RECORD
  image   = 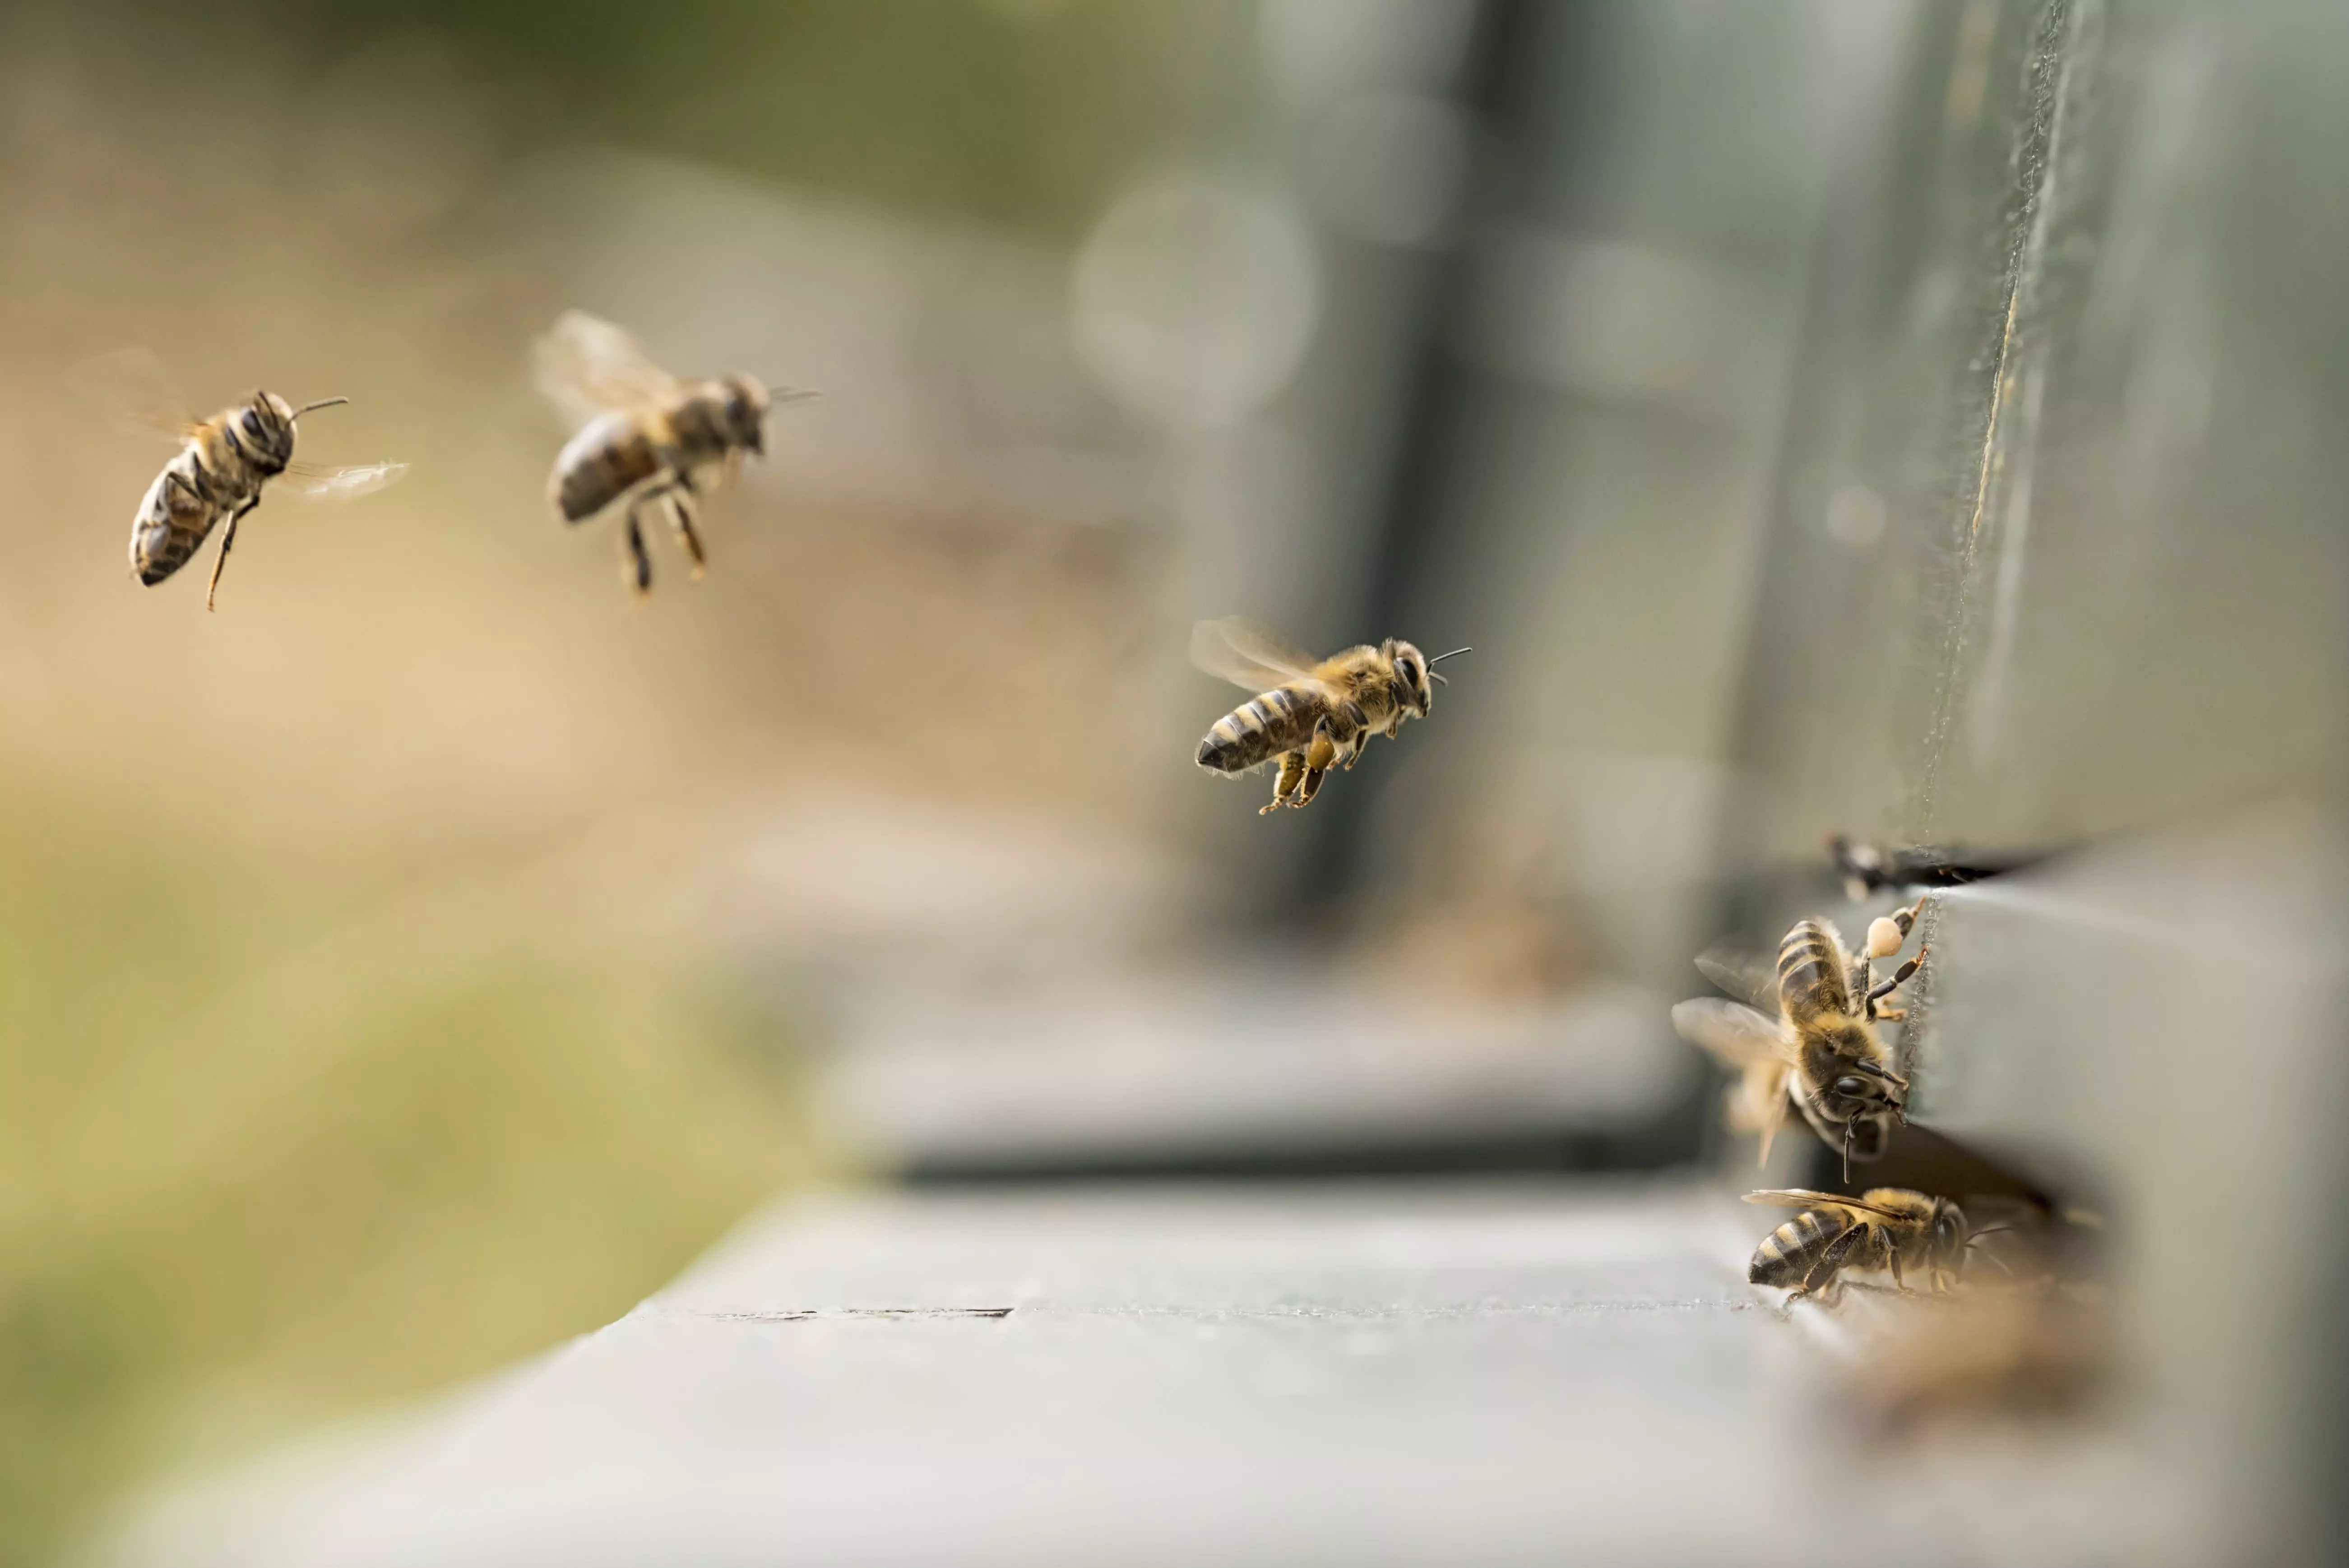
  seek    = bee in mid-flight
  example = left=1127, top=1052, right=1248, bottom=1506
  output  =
left=1671, top=898, right=1927, bottom=1178
left=535, top=310, right=810, bottom=599
left=1190, top=618, right=1469, bottom=813
left=1744, top=1187, right=1968, bottom=1303
left=74, top=349, right=405, bottom=611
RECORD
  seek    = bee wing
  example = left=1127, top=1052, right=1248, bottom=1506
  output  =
left=1725, top=1059, right=1793, bottom=1166
left=67, top=347, right=201, bottom=444
left=1669, top=998, right=1789, bottom=1068
left=1189, top=617, right=1321, bottom=691
left=1695, top=945, right=1779, bottom=1010
left=282, top=460, right=410, bottom=500
left=533, top=310, right=682, bottom=427
left=1743, top=1189, right=1910, bottom=1221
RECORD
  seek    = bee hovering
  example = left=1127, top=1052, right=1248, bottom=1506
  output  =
left=534, top=310, right=811, bottom=600
left=1670, top=899, right=1928, bottom=1179
left=1742, top=1187, right=1969, bottom=1304
left=1189, top=617, right=1469, bottom=814
left=73, top=349, right=406, bottom=611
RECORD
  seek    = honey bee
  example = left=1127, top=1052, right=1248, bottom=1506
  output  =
left=1743, top=1187, right=1968, bottom=1303
left=73, top=349, right=406, bottom=611
left=1671, top=898, right=1928, bottom=1178
left=1189, top=618, right=1469, bottom=813
left=534, top=310, right=811, bottom=599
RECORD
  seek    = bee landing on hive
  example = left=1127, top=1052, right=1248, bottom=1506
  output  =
left=534, top=310, right=813, bottom=601
left=73, top=349, right=407, bottom=611
left=1672, top=899, right=1928, bottom=1179
left=1743, top=1187, right=1969, bottom=1305
left=1189, top=617, right=1469, bottom=814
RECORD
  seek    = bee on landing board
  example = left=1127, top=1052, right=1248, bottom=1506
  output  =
left=1189, top=618, right=1469, bottom=814
left=72, top=349, right=406, bottom=611
left=534, top=310, right=811, bottom=600
left=1671, top=899, right=1928, bottom=1179
left=1743, top=1187, right=1968, bottom=1304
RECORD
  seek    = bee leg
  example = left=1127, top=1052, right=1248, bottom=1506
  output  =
left=1798, top=1224, right=1868, bottom=1303
left=1288, top=721, right=1344, bottom=808
left=1865, top=944, right=1928, bottom=1018
left=1865, top=895, right=1928, bottom=959
left=1334, top=703, right=1369, bottom=769
left=1263, top=752, right=1306, bottom=814
left=204, top=498, right=261, bottom=613
left=619, top=507, right=653, bottom=600
left=663, top=486, right=708, bottom=580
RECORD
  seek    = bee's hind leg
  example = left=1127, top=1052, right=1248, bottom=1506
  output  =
left=204, top=498, right=260, bottom=613
left=1263, top=753, right=1306, bottom=814
left=618, top=506, right=653, bottom=600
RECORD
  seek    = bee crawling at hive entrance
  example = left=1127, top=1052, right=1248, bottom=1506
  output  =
left=1189, top=617, right=1468, bottom=814
left=535, top=310, right=814, bottom=601
left=1743, top=1187, right=1972, bottom=1305
left=72, top=349, right=407, bottom=611
left=1671, top=900, right=1928, bottom=1178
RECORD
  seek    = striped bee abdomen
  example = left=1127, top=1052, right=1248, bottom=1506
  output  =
left=1777, top=918, right=1853, bottom=1023
left=1749, top=1208, right=1850, bottom=1287
left=551, top=412, right=666, bottom=523
left=1195, top=685, right=1323, bottom=773
left=131, top=455, right=223, bottom=585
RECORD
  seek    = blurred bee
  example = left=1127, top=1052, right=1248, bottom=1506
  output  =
left=1826, top=834, right=2027, bottom=900
left=1189, top=618, right=1469, bottom=813
left=1744, top=1187, right=1968, bottom=1303
left=1845, top=1272, right=2113, bottom=1431
left=72, top=349, right=406, bottom=611
left=1671, top=899, right=1927, bottom=1178
left=534, top=310, right=811, bottom=599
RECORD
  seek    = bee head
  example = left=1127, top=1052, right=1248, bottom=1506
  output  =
left=238, top=393, right=300, bottom=470
left=716, top=374, right=770, bottom=455
left=1384, top=639, right=1470, bottom=718
left=242, top=393, right=349, bottom=473
left=1823, top=1060, right=1907, bottom=1124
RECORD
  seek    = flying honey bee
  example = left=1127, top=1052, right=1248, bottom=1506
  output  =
left=72, top=349, right=406, bottom=611
left=1743, top=1187, right=1969, bottom=1303
left=1189, top=618, right=1469, bottom=813
left=1671, top=898, right=1928, bottom=1179
left=534, top=310, right=811, bottom=599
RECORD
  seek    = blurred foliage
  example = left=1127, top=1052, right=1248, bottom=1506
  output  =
left=0, top=795, right=818, bottom=1566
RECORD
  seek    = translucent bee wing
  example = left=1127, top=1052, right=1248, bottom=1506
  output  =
left=67, top=347, right=200, bottom=444
left=282, top=460, right=409, bottom=500
left=1743, top=1189, right=1917, bottom=1224
left=533, top=310, right=682, bottom=427
left=1669, top=997, right=1788, bottom=1068
left=1695, top=945, right=1779, bottom=1010
left=1726, top=1059, right=1794, bottom=1166
left=1188, top=616, right=1321, bottom=690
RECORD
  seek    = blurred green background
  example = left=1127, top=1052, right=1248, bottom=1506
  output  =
left=0, top=2, right=1242, bottom=1560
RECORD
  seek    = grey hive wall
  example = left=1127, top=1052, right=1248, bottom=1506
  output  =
left=1718, top=2, right=2349, bottom=1558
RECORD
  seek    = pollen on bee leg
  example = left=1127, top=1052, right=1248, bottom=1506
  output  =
left=1867, top=916, right=1905, bottom=958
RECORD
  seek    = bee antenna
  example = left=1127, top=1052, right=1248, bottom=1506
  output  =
left=766, top=388, right=823, bottom=405
left=1426, top=647, right=1472, bottom=665
left=291, top=397, right=350, bottom=419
